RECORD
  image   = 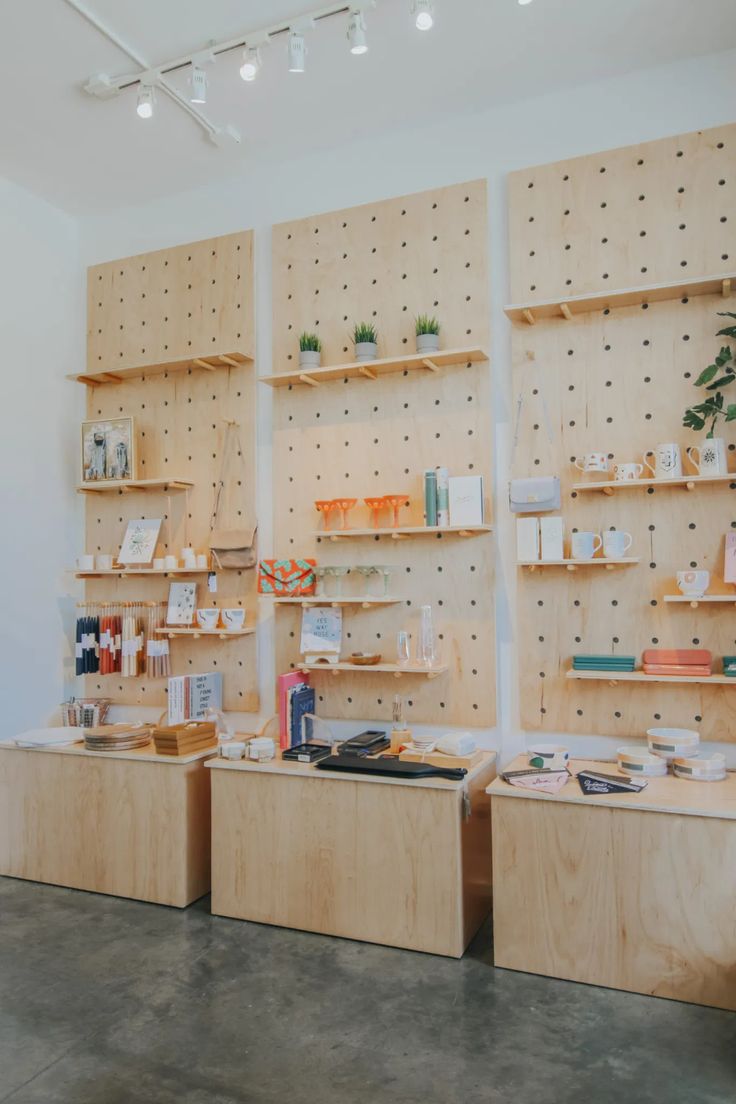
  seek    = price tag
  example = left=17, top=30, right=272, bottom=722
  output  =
left=208, top=572, right=217, bottom=593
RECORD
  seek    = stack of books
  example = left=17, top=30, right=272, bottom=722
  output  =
left=572, top=654, right=637, bottom=673
left=153, top=721, right=218, bottom=757
left=723, top=655, right=736, bottom=677
left=642, top=649, right=712, bottom=676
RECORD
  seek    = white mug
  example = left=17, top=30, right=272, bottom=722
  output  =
left=614, top=463, right=644, bottom=482
left=643, top=443, right=682, bottom=480
left=603, top=530, right=633, bottom=558
left=196, top=608, right=220, bottom=629
left=77, top=554, right=95, bottom=572
left=164, top=554, right=178, bottom=571
left=677, top=570, right=710, bottom=598
left=571, top=531, right=603, bottom=560
left=687, top=437, right=727, bottom=477
left=574, top=452, right=609, bottom=473
left=221, top=608, right=246, bottom=631
left=95, top=554, right=113, bottom=571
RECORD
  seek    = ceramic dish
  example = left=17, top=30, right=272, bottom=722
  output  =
left=646, top=727, right=700, bottom=761
left=673, top=753, right=727, bottom=782
left=349, top=652, right=382, bottom=665
left=616, top=745, right=669, bottom=777
left=528, top=743, right=570, bottom=770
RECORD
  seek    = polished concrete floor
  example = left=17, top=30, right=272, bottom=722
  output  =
left=1, top=877, right=735, bottom=1104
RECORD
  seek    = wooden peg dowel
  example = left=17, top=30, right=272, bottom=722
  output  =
left=193, top=358, right=216, bottom=372
left=722, top=278, right=732, bottom=298
left=421, top=358, right=439, bottom=373
left=522, top=309, right=536, bottom=325
left=359, top=366, right=378, bottom=380
left=559, top=303, right=573, bottom=321
left=602, top=486, right=615, bottom=496
left=299, top=373, right=319, bottom=387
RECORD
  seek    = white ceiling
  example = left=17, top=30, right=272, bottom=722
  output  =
left=2, top=0, right=735, bottom=214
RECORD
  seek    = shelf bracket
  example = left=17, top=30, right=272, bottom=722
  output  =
left=522, top=309, right=536, bottom=326
left=420, top=358, right=439, bottom=373
left=602, top=486, right=615, bottom=496
left=722, top=278, right=732, bottom=298
left=359, top=366, right=378, bottom=380
left=566, top=564, right=577, bottom=572
left=691, top=600, right=699, bottom=609
left=299, top=373, right=320, bottom=387
left=559, top=303, right=573, bottom=321
left=391, top=532, right=408, bottom=540
left=685, top=481, right=695, bottom=491
left=193, top=358, right=216, bottom=372
left=218, top=355, right=240, bottom=367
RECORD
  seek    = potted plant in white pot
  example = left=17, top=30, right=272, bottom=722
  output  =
left=299, top=332, right=322, bottom=370
left=353, top=321, right=378, bottom=362
left=416, top=314, right=440, bottom=354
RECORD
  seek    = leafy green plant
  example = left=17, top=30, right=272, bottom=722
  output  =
left=415, top=314, right=440, bottom=336
left=299, top=332, right=321, bottom=353
left=682, top=312, right=736, bottom=437
left=353, top=321, right=378, bottom=345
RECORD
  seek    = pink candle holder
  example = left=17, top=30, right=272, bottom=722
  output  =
left=382, top=494, right=410, bottom=528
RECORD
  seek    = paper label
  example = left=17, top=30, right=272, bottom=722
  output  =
left=208, top=572, right=217, bottom=593
left=100, top=631, right=111, bottom=648
left=75, top=643, right=83, bottom=659
left=121, top=639, right=137, bottom=657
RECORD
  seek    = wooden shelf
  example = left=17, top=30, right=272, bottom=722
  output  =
left=505, top=272, right=735, bottom=325
left=272, top=596, right=401, bottom=607
left=258, top=346, right=488, bottom=388
left=664, top=594, right=736, bottom=608
left=77, top=477, right=194, bottom=494
left=573, top=473, right=735, bottom=495
left=70, top=351, right=252, bottom=386
left=519, top=558, right=639, bottom=570
left=316, top=524, right=493, bottom=541
left=297, top=662, right=448, bottom=680
left=567, top=668, right=734, bottom=686
left=155, top=628, right=254, bottom=639
left=74, top=568, right=208, bottom=579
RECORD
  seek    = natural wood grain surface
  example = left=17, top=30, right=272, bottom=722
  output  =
left=509, top=124, right=736, bottom=742
left=271, top=181, right=494, bottom=727
left=0, top=746, right=211, bottom=906
left=210, top=753, right=496, bottom=955
left=81, top=231, right=258, bottom=712
left=491, top=791, right=736, bottom=1010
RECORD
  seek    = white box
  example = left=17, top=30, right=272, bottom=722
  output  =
left=448, top=476, right=484, bottom=527
left=725, top=532, right=736, bottom=584
left=516, top=517, right=540, bottom=562
left=540, top=516, right=565, bottom=561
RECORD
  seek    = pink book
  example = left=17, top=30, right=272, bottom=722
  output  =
left=642, top=649, right=712, bottom=666
left=277, top=672, right=309, bottom=750
left=643, top=664, right=712, bottom=676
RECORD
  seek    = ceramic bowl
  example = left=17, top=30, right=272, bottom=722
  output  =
left=646, top=727, right=700, bottom=761
left=349, top=652, right=382, bottom=666
left=617, top=745, right=669, bottom=777
left=673, top=753, right=726, bottom=782
left=528, top=743, right=570, bottom=770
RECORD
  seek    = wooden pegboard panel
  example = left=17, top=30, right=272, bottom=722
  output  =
left=509, top=124, right=735, bottom=304
left=272, top=181, right=494, bottom=728
left=82, top=232, right=258, bottom=713
left=509, top=125, right=736, bottom=743
left=87, top=232, right=253, bottom=373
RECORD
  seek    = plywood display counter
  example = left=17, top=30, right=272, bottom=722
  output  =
left=208, top=751, right=497, bottom=957
left=488, top=755, right=736, bottom=1011
left=0, top=741, right=213, bottom=907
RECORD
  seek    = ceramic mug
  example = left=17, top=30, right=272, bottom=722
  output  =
left=571, top=531, right=603, bottom=560
left=602, top=530, right=633, bottom=558
left=687, top=437, right=727, bottom=477
left=574, top=452, right=609, bottom=473
left=528, top=744, right=570, bottom=770
left=614, top=462, right=644, bottom=482
left=95, top=554, right=113, bottom=571
left=676, top=569, right=710, bottom=598
left=196, top=608, right=220, bottom=629
left=643, top=443, right=682, bottom=480
left=221, top=608, right=246, bottom=631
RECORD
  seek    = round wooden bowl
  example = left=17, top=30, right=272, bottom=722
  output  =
left=349, top=652, right=382, bottom=666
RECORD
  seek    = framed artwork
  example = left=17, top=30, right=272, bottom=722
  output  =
left=118, top=518, right=162, bottom=565
left=167, top=582, right=197, bottom=626
left=81, top=416, right=135, bottom=482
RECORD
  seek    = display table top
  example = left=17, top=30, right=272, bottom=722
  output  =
left=207, top=749, right=497, bottom=791
left=487, top=754, right=736, bottom=821
left=0, top=740, right=216, bottom=766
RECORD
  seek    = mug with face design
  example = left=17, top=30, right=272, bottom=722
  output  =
left=571, top=531, right=603, bottom=560
left=687, top=437, right=727, bottom=477
left=221, top=608, right=246, bottom=631
left=614, top=462, right=644, bottom=482
left=574, top=452, right=609, bottom=473
left=602, top=530, right=633, bottom=558
left=643, top=443, right=682, bottom=480
left=196, top=608, right=220, bottom=629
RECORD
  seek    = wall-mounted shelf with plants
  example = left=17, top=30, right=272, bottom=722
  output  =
left=504, top=272, right=735, bottom=325
left=259, top=347, right=488, bottom=388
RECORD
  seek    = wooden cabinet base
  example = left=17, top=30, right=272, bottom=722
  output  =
left=0, top=745, right=212, bottom=908
left=209, top=753, right=496, bottom=957
left=490, top=767, right=736, bottom=1011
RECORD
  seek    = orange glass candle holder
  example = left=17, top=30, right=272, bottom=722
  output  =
left=364, top=497, right=386, bottom=529
left=382, top=494, right=410, bottom=528
left=314, top=500, right=337, bottom=531
left=332, top=497, right=358, bottom=530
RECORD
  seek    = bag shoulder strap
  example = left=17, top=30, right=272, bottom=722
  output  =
left=210, top=420, right=250, bottom=531
left=511, top=350, right=554, bottom=469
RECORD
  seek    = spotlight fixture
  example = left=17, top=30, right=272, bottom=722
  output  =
left=518, top=0, right=534, bottom=5
left=288, top=30, right=306, bottom=72
left=190, top=65, right=208, bottom=103
left=411, top=0, right=434, bottom=30
left=240, top=45, right=261, bottom=81
left=136, top=84, right=154, bottom=119
left=347, top=10, right=368, bottom=54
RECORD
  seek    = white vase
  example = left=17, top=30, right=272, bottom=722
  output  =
left=299, top=349, right=321, bottom=369
left=416, top=333, right=440, bottom=354
left=355, top=341, right=378, bottom=362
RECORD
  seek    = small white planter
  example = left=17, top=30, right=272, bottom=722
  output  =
left=416, top=332, right=440, bottom=354
left=355, top=341, right=378, bottom=362
left=299, top=349, right=321, bottom=369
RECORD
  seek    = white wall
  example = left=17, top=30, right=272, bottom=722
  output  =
left=75, top=48, right=736, bottom=762
left=0, top=178, right=84, bottom=738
